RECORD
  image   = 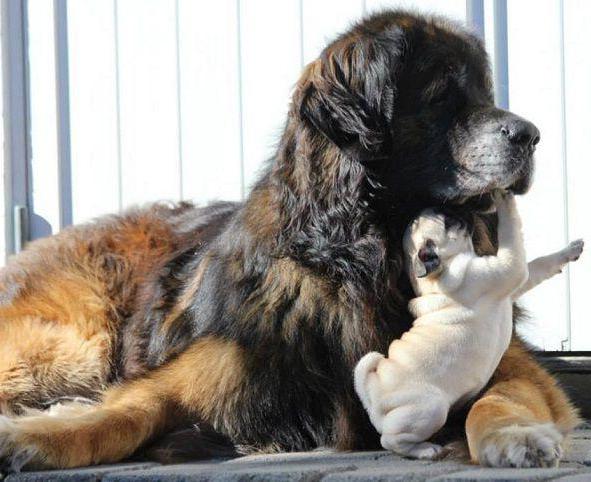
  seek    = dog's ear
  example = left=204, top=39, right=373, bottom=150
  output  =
left=414, top=241, right=441, bottom=278
left=296, top=30, right=404, bottom=161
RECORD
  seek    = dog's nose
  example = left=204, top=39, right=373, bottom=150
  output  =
left=500, top=119, right=540, bottom=147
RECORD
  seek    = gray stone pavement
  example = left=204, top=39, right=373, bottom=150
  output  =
left=4, top=429, right=591, bottom=482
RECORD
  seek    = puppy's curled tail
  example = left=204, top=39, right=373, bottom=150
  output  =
left=354, top=352, right=385, bottom=409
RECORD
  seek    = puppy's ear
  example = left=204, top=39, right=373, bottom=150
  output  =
left=414, top=242, right=441, bottom=278
left=296, top=30, right=404, bottom=161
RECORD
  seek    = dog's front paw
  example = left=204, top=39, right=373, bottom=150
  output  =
left=562, top=239, right=584, bottom=263
left=0, top=416, right=39, bottom=474
left=477, top=423, right=563, bottom=468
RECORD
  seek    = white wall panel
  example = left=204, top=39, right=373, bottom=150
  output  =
left=302, top=0, right=364, bottom=65
left=178, top=0, right=243, bottom=204
left=563, top=0, right=591, bottom=351
left=27, top=0, right=60, bottom=237
left=508, top=0, right=568, bottom=350
left=116, top=0, right=181, bottom=207
left=239, top=0, right=302, bottom=190
left=67, top=0, right=120, bottom=223
left=365, top=0, right=467, bottom=22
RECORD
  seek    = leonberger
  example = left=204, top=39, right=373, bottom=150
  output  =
left=0, top=10, right=578, bottom=472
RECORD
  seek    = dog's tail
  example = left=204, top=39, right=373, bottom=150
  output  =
left=353, top=352, right=385, bottom=409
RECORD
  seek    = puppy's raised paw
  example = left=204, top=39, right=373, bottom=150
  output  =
left=492, top=189, right=509, bottom=204
left=491, top=189, right=515, bottom=213
left=562, top=239, right=584, bottom=263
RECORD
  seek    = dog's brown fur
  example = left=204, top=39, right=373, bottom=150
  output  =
left=0, top=10, right=579, bottom=471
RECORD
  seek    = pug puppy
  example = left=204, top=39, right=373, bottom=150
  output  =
left=354, top=191, right=584, bottom=459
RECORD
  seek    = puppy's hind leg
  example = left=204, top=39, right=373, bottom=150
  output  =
left=381, top=436, right=444, bottom=460
left=379, top=391, right=449, bottom=460
left=353, top=352, right=384, bottom=410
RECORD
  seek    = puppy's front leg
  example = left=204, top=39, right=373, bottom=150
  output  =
left=512, top=239, right=584, bottom=300
left=468, top=192, right=527, bottom=292
left=494, top=191, right=527, bottom=277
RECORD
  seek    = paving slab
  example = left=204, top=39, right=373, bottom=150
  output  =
left=3, top=463, right=159, bottom=482
left=4, top=430, right=591, bottom=481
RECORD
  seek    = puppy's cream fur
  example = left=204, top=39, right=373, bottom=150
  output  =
left=354, top=192, right=584, bottom=459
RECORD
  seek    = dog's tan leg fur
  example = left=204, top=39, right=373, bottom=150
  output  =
left=0, top=336, right=245, bottom=469
left=0, top=273, right=115, bottom=414
left=0, top=318, right=110, bottom=414
left=466, top=338, right=580, bottom=467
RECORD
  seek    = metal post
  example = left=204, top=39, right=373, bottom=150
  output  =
left=492, top=0, right=509, bottom=109
left=53, top=0, right=72, bottom=228
left=466, top=0, right=485, bottom=39
left=1, top=0, right=31, bottom=255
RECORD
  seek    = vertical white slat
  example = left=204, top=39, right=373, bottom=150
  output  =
left=239, top=0, right=302, bottom=191
left=507, top=0, right=568, bottom=350
left=27, top=0, right=60, bottom=238
left=563, top=0, right=591, bottom=351
left=365, top=0, right=467, bottom=22
left=116, top=0, right=181, bottom=208
left=67, top=0, right=120, bottom=223
left=177, top=0, right=242, bottom=204
left=302, top=0, right=364, bottom=65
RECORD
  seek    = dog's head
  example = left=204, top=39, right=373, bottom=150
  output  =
left=295, top=11, right=538, bottom=210
left=403, top=208, right=474, bottom=279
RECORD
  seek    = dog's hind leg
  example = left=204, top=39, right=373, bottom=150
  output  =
left=0, top=316, right=110, bottom=415
left=0, top=264, right=118, bottom=415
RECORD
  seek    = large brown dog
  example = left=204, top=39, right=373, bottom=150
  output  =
left=0, top=10, right=579, bottom=471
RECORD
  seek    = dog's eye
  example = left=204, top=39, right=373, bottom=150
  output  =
left=429, top=89, right=449, bottom=106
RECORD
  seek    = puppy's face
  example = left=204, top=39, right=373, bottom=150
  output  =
left=404, top=209, right=474, bottom=279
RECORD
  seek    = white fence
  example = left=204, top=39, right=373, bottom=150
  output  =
left=2, top=0, right=590, bottom=350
